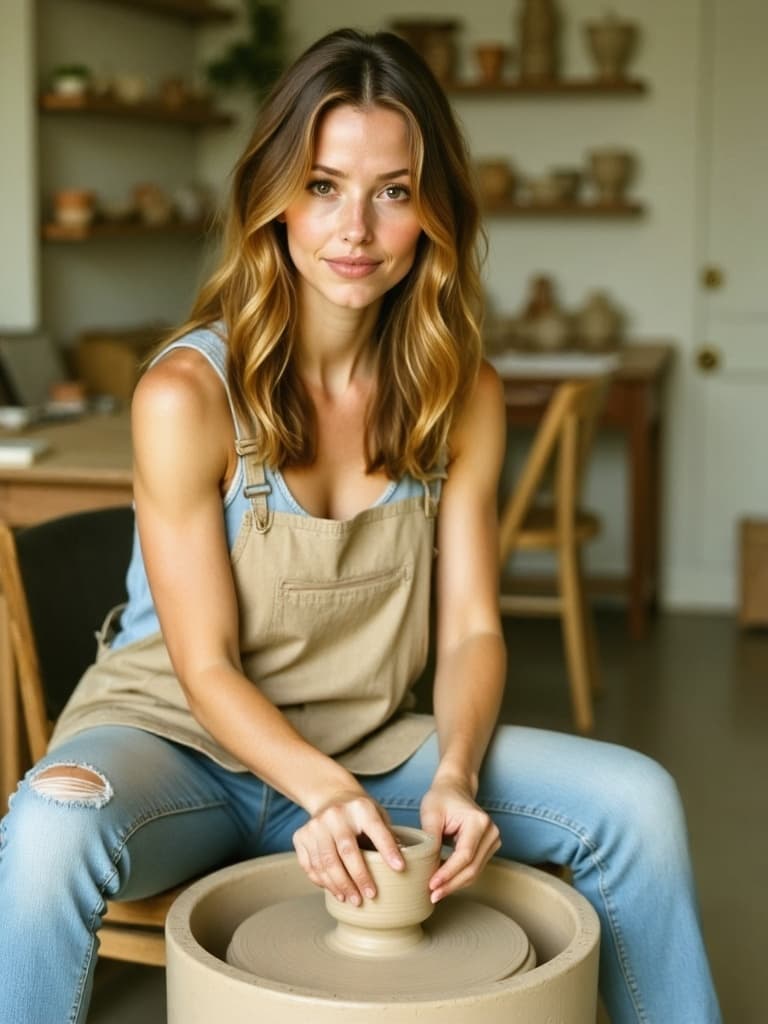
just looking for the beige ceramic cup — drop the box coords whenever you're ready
[324,826,440,956]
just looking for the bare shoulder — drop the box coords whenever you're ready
[449,360,506,466]
[132,347,233,491]
[133,347,228,422]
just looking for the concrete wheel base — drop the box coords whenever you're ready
[166,854,600,1024]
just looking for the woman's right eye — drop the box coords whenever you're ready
[308,180,334,196]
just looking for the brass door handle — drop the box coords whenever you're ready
[701,266,725,289]
[696,346,721,372]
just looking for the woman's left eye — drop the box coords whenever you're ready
[308,180,334,196]
[381,185,410,200]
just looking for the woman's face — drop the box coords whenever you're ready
[281,104,423,318]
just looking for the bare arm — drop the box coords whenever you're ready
[131,352,403,902]
[419,361,508,901]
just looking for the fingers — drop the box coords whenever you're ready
[425,805,501,904]
[292,793,404,906]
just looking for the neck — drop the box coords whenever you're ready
[294,303,380,397]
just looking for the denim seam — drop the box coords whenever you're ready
[480,799,648,1024]
[95,796,231,897]
[253,784,272,843]
[69,932,98,1024]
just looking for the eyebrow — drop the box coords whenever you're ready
[311,163,410,181]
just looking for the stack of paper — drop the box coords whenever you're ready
[0,437,51,468]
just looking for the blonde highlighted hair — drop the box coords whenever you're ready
[166,28,484,480]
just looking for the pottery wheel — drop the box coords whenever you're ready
[226,893,536,999]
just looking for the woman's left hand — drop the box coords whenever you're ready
[420,779,501,903]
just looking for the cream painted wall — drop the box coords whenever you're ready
[4,1,736,609]
[35,0,213,342]
[0,0,39,329]
[257,0,709,608]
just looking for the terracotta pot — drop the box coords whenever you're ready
[474,43,508,84]
[585,17,638,81]
[53,189,96,228]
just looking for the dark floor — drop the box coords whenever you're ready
[89,611,768,1023]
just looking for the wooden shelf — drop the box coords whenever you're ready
[449,78,647,97]
[39,93,233,127]
[483,200,645,218]
[42,219,213,242]
[82,0,235,22]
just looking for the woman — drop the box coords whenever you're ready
[0,29,720,1024]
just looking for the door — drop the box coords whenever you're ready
[694,0,768,604]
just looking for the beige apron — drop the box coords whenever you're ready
[50,439,440,775]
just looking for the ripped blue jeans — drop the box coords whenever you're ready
[0,725,721,1024]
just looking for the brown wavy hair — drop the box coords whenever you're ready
[166,28,484,480]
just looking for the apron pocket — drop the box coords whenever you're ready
[272,563,412,641]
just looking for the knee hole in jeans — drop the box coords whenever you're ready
[29,763,113,808]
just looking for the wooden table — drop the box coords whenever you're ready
[499,342,673,640]
[0,411,132,525]
[1,411,133,808]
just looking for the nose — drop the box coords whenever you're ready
[340,196,372,245]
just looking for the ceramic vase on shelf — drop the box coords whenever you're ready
[475,159,516,205]
[517,0,560,81]
[585,14,638,81]
[474,43,509,84]
[518,274,571,351]
[575,291,623,351]
[53,189,96,229]
[588,148,634,204]
[391,20,460,85]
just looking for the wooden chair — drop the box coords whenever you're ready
[0,506,183,966]
[499,377,610,734]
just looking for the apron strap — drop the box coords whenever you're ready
[421,447,449,519]
[234,437,273,533]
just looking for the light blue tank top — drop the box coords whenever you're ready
[112,327,426,650]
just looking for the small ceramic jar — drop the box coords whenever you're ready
[53,189,96,228]
[474,43,508,84]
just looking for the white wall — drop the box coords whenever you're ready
[35,0,213,341]
[269,0,709,608]
[4,0,743,609]
[0,0,39,329]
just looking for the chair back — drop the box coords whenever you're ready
[499,377,609,558]
[0,505,134,762]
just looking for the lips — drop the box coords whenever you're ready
[324,257,382,279]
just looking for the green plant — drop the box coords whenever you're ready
[52,64,91,80]
[206,1,286,101]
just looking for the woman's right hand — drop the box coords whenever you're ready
[292,789,405,906]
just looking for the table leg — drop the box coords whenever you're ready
[627,388,653,639]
